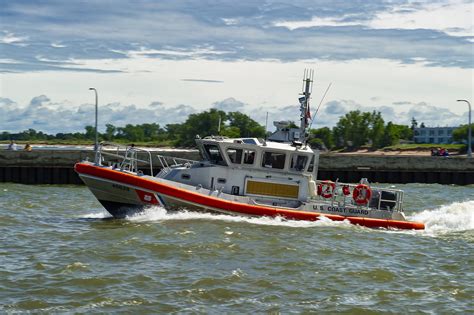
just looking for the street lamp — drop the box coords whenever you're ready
[457,99,472,158]
[89,88,98,152]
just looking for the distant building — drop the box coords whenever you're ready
[414,126,457,144]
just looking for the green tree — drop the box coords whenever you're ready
[116,124,146,142]
[0,131,11,140]
[393,124,413,141]
[309,127,334,149]
[380,122,398,147]
[368,111,385,148]
[84,125,96,140]
[177,109,227,147]
[452,124,474,144]
[164,123,183,141]
[221,126,241,138]
[410,117,418,131]
[141,123,164,141]
[104,124,116,141]
[227,112,266,138]
[333,110,372,148]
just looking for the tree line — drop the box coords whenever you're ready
[1,109,471,149]
[309,110,414,150]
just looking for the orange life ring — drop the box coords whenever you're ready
[342,185,351,196]
[352,184,372,205]
[317,180,336,198]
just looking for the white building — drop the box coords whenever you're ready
[413,126,457,144]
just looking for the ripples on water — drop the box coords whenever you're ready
[0,183,473,313]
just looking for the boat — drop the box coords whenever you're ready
[75,71,425,230]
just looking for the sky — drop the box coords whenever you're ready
[0,0,473,134]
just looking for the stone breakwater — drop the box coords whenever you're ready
[0,149,473,185]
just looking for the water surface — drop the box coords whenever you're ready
[1,183,473,313]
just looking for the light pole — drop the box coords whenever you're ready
[457,99,472,158]
[89,88,98,152]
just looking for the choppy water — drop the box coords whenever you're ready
[1,183,473,313]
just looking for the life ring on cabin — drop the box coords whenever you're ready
[352,184,372,205]
[342,185,351,196]
[317,180,336,198]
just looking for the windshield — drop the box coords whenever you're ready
[203,144,226,165]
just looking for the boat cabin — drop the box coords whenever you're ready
[159,71,320,206]
[161,136,319,205]
[197,136,317,174]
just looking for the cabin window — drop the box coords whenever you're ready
[242,138,257,145]
[217,178,226,184]
[226,148,243,164]
[262,151,286,169]
[181,174,191,180]
[290,154,308,171]
[243,149,256,165]
[308,155,315,172]
[203,144,226,165]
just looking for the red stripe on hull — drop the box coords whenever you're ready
[75,163,425,230]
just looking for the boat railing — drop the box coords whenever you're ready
[314,180,404,212]
[155,154,200,177]
[95,142,153,175]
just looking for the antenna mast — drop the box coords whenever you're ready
[299,69,314,143]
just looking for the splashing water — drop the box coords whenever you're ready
[80,210,112,219]
[409,200,474,234]
[122,206,354,229]
[79,200,474,235]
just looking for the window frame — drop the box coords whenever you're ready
[261,150,287,170]
[226,147,244,164]
[203,143,227,166]
[290,153,309,172]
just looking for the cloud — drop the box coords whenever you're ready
[324,100,352,115]
[0,96,197,134]
[149,101,163,108]
[0,31,29,45]
[212,98,245,111]
[274,1,473,37]
[0,94,467,134]
[0,0,472,73]
[405,102,466,126]
[181,79,224,83]
[0,97,15,107]
[313,99,465,128]
[29,95,50,107]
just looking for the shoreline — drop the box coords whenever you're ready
[1,144,466,157]
[0,148,473,185]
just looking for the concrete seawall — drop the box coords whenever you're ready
[1,149,473,185]
[317,154,474,185]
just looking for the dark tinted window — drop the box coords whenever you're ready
[203,144,226,165]
[243,150,256,165]
[226,148,243,164]
[291,155,308,171]
[262,152,286,169]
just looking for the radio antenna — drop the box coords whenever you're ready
[308,82,332,130]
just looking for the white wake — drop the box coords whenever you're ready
[123,206,354,228]
[409,200,474,234]
[79,200,474,234]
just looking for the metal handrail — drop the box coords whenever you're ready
[95,142,154,175]
[314,179,404,212]
[155,154,200,169]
